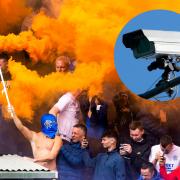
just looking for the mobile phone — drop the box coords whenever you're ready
[160,151,166,160]
[119,144,124,150]
[82,138,88,144]
[160,155,165,161]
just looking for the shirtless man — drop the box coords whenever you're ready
[8,107,62,170]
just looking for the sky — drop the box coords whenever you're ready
[114,10,180,101]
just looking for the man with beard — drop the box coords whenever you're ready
[57,123,91,180]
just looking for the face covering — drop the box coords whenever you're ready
[41,114,58,139]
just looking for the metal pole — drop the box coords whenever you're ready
[0,68,13,117]
[139,76,180,99]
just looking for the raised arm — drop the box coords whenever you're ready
[8,106,34,141]
[34,135,63,162]
[49,106,60,117]
[49,93,72,117]
[149,146,161,166]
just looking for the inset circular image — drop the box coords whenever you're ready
[114,10,180,101]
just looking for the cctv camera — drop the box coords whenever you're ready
[122,29,180,59]
[123,29,180,98]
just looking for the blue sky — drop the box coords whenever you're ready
[114,10,180,101]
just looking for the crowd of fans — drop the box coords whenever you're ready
[1,53,180,180]
[7,87,180,180]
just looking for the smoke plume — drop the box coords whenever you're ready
[0,0,180,123]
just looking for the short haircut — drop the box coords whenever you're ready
[73,123,87,136]
[129,121,144,131]
[0,53,9,61]
[160,135,173,148]
[102,130,119,147]
[55,55,70,66]
[141,162,155,174]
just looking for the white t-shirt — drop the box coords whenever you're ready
[149,144,180,173]
[54,92,80,141]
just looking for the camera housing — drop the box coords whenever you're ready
[122,29,180,59]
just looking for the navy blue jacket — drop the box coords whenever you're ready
[83,149,126,180]
[57,142,87,180]
[90,102,108,128]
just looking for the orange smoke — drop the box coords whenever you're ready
[0,59,111,119]
[0,0,180,121]
[0,0,30,34]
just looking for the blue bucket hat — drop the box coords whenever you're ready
[41,114,57,139]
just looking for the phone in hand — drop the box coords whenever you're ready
[81,138,88,149]
[160,155,165,161]
[119,144,124,150]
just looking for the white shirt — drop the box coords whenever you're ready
[54,92,80,141]
[149,144,180,173]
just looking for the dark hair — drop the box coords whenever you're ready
[91,95,102,104]
[102,130,119,147]
[129,121,144,131]
[73,123,87,137]
[160,135,173,148]
[78,90,90,114]
[141,162,155,174]
[0,53,9,61]
[112,92,129,111]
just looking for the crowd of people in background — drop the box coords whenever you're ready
[1,53,180,180]
[7,88,180,180]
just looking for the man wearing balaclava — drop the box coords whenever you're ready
[8,107,62,171]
